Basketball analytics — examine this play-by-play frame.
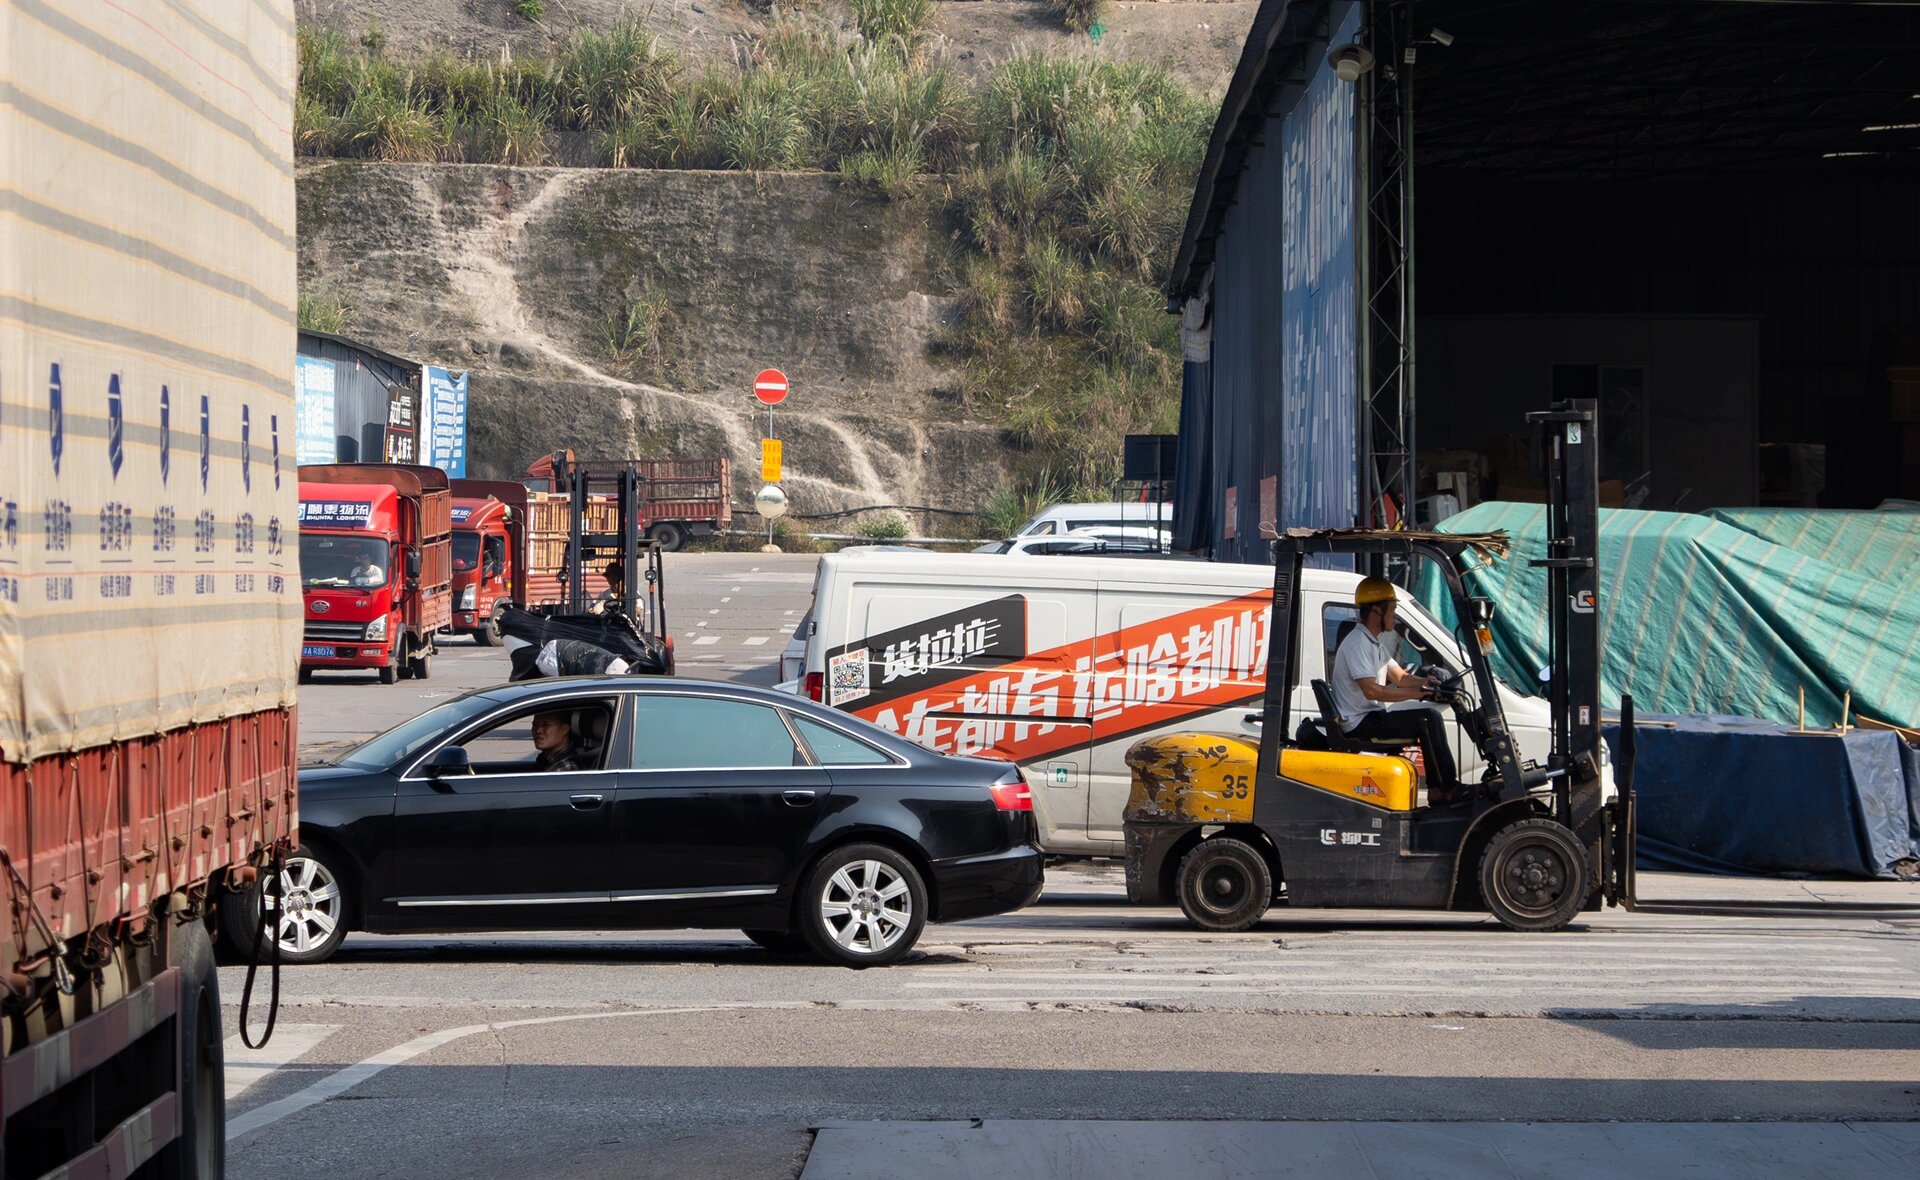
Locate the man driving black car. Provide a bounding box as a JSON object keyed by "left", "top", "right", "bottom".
{"left": 530, "top": 711, "right": 581, "bottom": 772}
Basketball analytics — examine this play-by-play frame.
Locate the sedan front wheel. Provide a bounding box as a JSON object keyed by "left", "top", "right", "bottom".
{"left": 798, "top": 844, "right": 927, "bottom": 968}
{"left": 222, "top": 848, "right": 350, "bottom": 964}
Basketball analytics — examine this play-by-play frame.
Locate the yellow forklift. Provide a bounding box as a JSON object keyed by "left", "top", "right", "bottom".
{"left": 1122, "top": 400, "right": 1637, "bottom": 932}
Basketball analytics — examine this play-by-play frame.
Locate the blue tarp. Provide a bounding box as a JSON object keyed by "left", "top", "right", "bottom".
{"left": 1605, "top": 713, "right": 1920, "bottom": 879}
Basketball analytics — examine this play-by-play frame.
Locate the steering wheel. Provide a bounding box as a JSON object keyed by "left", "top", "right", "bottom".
{"left": 1419, "top": 664, "right": 1466, "bottom": 703}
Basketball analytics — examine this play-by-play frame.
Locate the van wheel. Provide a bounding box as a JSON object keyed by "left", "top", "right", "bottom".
{"left": 1480, "top": 818, "right": 1591, "bottom": 932}
{"left": 649, "top": 522, "right": 686, "bottom": 552}
{"left": 1175, "top": 837, "right": 1272, "bottom": 932}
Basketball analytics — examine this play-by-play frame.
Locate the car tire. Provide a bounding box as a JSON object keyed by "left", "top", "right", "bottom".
{"left": 220, "top": 847, "right": 351, "bottom": 965}
{"left": 1175, "top": 837, "right": 1273, "bottom": 932}
{"left": 297, "top": 668, "right": 314, "bottom": 685}
{"left": 167, "top": 918, "right": 224, "bottom": 1179}
{"left": 743, "top": 929, "right": 809, "bottom": 955}
{"left": 1480, "top": 817, "right": 1591, "bottom": 933}
{"left": 797, "top": 844, "right": 927, "bottom": 968}
{"left": 649, "top": 522, "right": 686, "bottom": 552}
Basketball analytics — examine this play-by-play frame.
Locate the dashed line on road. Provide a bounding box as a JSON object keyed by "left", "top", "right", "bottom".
{"left": 224, "top": 1024, "right": 339, "bottom": 1102}
{"left": 744, "top": 636, "right": 768, "bottom": 646}
{"left": 693, "top": 636, "right": 722, "bottom": 645}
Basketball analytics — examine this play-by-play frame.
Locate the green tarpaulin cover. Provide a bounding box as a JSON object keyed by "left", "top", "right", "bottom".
{"left": 1413, "top": 501, "right": 1919, "bottom": 730}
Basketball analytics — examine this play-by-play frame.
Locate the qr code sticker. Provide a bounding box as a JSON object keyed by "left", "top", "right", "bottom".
{"left": 829, "top": 647, "right": 871, "bottom": 706}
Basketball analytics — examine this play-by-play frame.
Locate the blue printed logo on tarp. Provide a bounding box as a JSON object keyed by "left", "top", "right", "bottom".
{"left": 108, "top": 374, "right": 124, "bottom": 479}
{"left": 159, "top": 386, "right": 172, "bottom": 484}
{"left": 241, "top": 405, "right": 252, "bottom": 492}
{"left": 48, "top": 363, "right": 64, "bottom": 477}
{"left": 199, "top": 395, "right": 211, "bottom": 491}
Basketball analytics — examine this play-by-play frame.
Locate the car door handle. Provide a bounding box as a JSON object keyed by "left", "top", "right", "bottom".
{"left": 782, "top": 789, "right": 818, "bottom": 807}
{"left": 569, "top": 794, "right": 604, "bottom": 810}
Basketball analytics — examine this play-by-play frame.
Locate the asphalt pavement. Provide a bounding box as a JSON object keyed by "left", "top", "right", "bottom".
{"left": 239, "top": 550, "right": 1920, "bottom": 1178}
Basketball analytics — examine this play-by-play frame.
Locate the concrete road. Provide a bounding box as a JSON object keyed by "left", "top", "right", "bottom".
{"left": 247, "top": 552, "right": 1920, "bottom": 1177}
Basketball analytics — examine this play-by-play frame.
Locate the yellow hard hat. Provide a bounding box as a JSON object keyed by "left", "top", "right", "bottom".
{"left": 1355, "top": 576, "right": 1397, "bottom": 607}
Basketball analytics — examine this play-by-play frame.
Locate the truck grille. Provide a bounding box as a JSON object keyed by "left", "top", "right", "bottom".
{"left": 303, "top": 621, "right": 367, "bottom": 642}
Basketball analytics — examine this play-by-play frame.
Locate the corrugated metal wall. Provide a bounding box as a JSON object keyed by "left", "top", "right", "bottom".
{"left": 296, "top": 332, "right": 421, "bottom": 464}
{"left": 1417, "top": 173, "right": 1920, "bottom": 505}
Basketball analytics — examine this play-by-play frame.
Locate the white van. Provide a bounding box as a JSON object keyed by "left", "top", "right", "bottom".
{"left": 802, "top": 552, "right": 1571, "bottom": 857}
{"left": 1016, "top": 502, "right": 1174, "bottom": 537}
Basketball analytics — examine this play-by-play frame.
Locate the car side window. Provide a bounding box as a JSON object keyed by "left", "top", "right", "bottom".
{"left": 791, "top": 715, "right": 892, "bottom": 766}
{"left": 1323, "top": 604, "right": 1437, "bottom": 677}
{"left": 630, "top": 696, "right": 805, "bottom": 770}
{"left": 453, "top": 699, "right": 618, "bottom": 774}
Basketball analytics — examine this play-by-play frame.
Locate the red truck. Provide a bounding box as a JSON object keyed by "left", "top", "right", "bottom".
{"left": 524, "top": 452, "right": 732, "bottom": 551}
{"left": 298, "top": 464, "right": 454, "bottom": 684}
{"left": 450, "top": 479, "right": 530, "bottom": 645}
{"left": 2, "top": 5, "right": 299, "bottom": 1170}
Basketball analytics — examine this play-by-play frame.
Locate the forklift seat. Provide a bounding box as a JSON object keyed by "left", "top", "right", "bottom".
{"left": 1306, "top": 680, "right": 1418, "bottom": 755}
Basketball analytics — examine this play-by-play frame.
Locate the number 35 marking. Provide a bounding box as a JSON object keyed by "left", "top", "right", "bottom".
{"left": 1218, "top": 773, "right": 1250, "bottom": 799}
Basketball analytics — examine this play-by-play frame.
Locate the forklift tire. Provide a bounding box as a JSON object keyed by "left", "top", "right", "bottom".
{"left": 1479, "top": 818, "right": 1591, "bottom": 933}
{"left": 1175, "top": 837, "right": 1273, "bottom": 932}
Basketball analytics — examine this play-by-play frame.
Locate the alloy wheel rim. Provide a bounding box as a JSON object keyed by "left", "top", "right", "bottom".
{"left": 263, "top": 855, "right": 341, "bottom": 955}
{"left": 820, "top": 860, "right": 912, "bottom": 955}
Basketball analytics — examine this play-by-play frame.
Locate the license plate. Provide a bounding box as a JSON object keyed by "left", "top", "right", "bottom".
{"left": 302, "top": 645, "right": 336, "bottom": 659}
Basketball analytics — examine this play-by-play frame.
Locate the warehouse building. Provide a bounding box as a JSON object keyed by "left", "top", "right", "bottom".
{"left": 1170, "top": 0, "right": 1920, "bottom": 560}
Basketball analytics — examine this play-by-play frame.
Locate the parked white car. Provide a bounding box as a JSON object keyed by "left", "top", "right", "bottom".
{"left": 985, "top": 526, "right": 1170, "bottom": 556}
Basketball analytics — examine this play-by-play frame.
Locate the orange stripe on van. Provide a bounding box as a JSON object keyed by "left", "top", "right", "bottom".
{"left": 854, "top": 590, "right": 1273, "bottom": 761}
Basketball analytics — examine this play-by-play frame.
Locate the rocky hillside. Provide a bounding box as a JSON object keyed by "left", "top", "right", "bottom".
{"left": 295, "top": 2, "right": 1255, "bottom": 524}
{"left": 301, "top": 160, "right": 1002, "bottom": 509}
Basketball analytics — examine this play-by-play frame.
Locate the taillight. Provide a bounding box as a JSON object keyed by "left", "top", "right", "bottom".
{"left": 988, "top": 773, "right": 1033, "bottom": 811}
{"left": 804, "top": 672, "right": 823, "bottom": 702}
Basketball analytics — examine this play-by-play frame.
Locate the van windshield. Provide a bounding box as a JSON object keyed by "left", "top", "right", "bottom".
{"left": 301, "top": 535, "right": 391, "bottom": 589}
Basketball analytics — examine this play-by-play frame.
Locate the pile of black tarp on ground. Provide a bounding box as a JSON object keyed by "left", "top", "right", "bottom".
{"left": 1604, "top": 713, "right": 1920, "bottom": 879}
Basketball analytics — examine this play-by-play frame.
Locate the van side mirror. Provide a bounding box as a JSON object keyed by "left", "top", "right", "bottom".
{"left": 425, "top": 746, "right": 471, "bottom": 777}
{"left": 1471, "top": 596, "right": 1496, "bottom": 623}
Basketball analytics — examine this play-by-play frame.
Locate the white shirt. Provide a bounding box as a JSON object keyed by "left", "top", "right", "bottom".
{"left": 1331, "top": 624, "right": 1403, "bottom": 732}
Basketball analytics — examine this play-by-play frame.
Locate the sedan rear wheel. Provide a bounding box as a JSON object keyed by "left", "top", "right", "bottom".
{"left": 799, "top": 844, "right": 926, "bottom": 968}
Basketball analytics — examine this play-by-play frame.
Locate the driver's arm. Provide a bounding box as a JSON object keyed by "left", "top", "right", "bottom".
{"left": 1358, "top": 662, "right": 1431, "bottom": 703}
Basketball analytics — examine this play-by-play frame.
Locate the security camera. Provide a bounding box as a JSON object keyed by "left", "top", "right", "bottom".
{"left": 1327, "top": 44, "right": 1375, "bottom": 83}
{"left": 1429, "top": 27, "right": 1455, "bottom": 47}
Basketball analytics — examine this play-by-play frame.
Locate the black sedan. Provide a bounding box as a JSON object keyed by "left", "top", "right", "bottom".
{"left": 233, "top": 679, "right": 1044, "bottom": 967}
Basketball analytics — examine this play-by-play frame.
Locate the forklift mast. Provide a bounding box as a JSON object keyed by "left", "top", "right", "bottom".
{"left": 551, "top": 453, "right": 664, "bottom": 633}
{"left": 1525, "top": 398, "right": 1605, "bottom": 814}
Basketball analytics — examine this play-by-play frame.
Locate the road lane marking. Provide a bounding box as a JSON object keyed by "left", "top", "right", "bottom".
{"left": 694, "top": 636, "right": 721, "bottom": 645}
{"left": 721, "top": 596, "right": 732, "bottom": 603}
{"left": 743, "top": 636, "right": 768, "bottom": 645}
{"left": 223, "top": 1024, "right": 339, "bottom": 1101}
{"left": 225, "top": 1004, "right": 806, "bottom": 1141}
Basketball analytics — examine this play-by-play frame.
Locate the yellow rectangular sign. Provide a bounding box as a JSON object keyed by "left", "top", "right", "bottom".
{"left": 762, "top": 438, "right": 783, "bottom": 482}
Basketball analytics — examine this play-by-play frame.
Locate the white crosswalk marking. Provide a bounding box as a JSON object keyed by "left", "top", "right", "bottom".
{"left": 224, "top": 1024, "right": 340, "bottom": 1101}
{"left": 693, "top": 635, "right": 721, "bottom": 645}
{"left": 743, "top": 636, "right": 768, "bottom": 646}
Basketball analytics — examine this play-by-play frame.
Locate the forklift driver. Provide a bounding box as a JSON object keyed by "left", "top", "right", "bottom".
{"left": 1333, "top": 578, "right": 1460, "bottom": 804}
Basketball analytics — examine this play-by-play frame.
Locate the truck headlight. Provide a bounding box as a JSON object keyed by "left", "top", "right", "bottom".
{"left": 365, "top": 615, "right": 388, "bottom": 642}
{"left": 460, "top": 585, "right": 477, "bottom": 609}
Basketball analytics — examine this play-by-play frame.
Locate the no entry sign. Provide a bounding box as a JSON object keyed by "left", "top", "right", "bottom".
{"left": 754, "top": 369, "right": 789, "bottom": 406}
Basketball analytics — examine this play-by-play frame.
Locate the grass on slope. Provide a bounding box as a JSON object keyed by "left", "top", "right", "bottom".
{"left": 297, "top": 15, "right": 1213, "bottom": 502}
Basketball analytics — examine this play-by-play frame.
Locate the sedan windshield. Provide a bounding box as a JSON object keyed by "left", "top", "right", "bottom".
{"left": 334, "top": 698, "right": 485, "bottom": 771}
{"left": 301, "top": 535, "right": 391, "bottom": 589}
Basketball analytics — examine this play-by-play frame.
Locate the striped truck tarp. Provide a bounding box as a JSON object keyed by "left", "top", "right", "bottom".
{"left": 1414, "top": 500, "right": 1920, "bottom": 732}
{"left": 1, "top": 1, "right": 301, "bottom": 762}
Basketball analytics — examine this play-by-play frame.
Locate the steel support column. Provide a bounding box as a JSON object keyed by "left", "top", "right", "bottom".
{"left": 1361, "top": 0, "right": 1416, "bottom": 529}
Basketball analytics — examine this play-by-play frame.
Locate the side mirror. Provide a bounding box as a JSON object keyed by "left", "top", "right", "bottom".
{"left": 1471, "top": 596, "right": 1496, "bottom": 624}
{"left": 425, "top": 746, "right": 471, "bottom": 777}
{"left": 407, "top": 550, "right": 423, "bottom": 580}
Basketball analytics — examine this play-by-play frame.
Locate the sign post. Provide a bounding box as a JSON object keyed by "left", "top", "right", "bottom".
{"left": 753, "top": 369, "right": 789, "bottom": 552}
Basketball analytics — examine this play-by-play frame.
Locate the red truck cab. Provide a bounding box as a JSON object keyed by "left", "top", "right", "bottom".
{"left": 450, "top": 479, "right": 529, "bottom": 645}
{"left": 298, "top": 464, "right": 454, "bottom": 684}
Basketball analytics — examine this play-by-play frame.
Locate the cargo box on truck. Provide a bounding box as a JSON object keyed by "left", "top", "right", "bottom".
{"left": 297, "top": 464, "right": 455, "bottom": 684}
{"left": 1, "top": 2, "right": 302, "bottom": 1171}
{"left": 524, "top": 452, "right": 731, "bottom": 551}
